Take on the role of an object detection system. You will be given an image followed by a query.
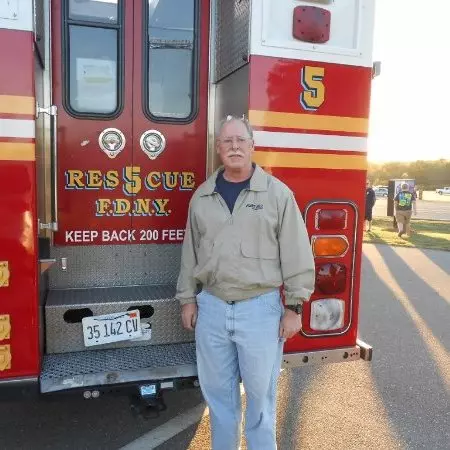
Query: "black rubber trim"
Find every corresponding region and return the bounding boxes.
[61,0,124,120]
[142,0,200,124]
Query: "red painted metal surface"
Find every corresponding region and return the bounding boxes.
[0,30,39,379]
[273,167,365,351]
[130,0,209,243]
[0,161,39,378]
[51,0,133,246]
[250,55,372,122]
[248,54,370,351]
[52,0,209,246]
[0,30,34,96]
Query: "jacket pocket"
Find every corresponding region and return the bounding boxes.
[240,240,281,285]
[241,239,278,260]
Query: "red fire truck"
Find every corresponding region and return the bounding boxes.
[0,0,375,409]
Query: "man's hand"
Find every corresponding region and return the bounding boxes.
[181,303,198,331]
[279,308,302,339]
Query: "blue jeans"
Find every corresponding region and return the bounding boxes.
[195,290,284,450]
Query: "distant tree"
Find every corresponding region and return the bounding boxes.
[368,159,450,190]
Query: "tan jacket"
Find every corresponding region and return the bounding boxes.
[176,165,315,305]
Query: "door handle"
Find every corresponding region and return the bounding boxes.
[37,104,58,232]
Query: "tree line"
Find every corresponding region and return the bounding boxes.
[368,159,450,190]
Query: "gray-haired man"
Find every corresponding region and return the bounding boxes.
[176,116,315,450]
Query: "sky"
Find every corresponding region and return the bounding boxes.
[368,0,450,162]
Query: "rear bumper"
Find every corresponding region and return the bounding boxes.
[1,341,372,397]
[0,376,39,401]
[282,340,373,368]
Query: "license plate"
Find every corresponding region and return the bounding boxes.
[82,310,142,347]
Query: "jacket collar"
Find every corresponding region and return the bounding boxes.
[198,164,269,196]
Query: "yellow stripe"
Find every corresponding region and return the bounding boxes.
[253,151,367,170]
[249,110,369,134]
[0,96,35,115]
[0,143,35,161]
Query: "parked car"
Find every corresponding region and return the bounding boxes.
[374,187,388,197]
[436,187,450,195]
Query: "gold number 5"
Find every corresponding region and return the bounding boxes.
[300,66,325,111]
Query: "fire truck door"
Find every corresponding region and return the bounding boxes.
[51,0,208,246]
[131,0,208,244]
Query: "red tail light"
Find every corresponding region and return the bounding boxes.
[303,200,357,337]
[293,6,331,44]
[316,209,347,230]
[316,263,346,294]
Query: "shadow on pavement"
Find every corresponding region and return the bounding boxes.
[0,387,204,450]
[422,248,450,275]
[376,245,450,353]
[361,251,450,450]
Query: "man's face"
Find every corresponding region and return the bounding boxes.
[366,181,371,188]
[216,120,254,171]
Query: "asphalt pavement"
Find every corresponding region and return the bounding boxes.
[0,244,449,449]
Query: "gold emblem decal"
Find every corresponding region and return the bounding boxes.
[0,262,10,288]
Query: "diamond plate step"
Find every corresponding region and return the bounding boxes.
[40,342,197,393]
[45,285,194,354]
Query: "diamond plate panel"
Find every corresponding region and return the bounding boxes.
[215,0,250,82]
[45,285,194,353]
[41,342,197,380]
[49,244,181,289]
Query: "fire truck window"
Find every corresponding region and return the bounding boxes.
[146,0,196,120]
[69,0,118,24]
[68,26,118,114]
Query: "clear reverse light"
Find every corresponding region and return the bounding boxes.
[310,298,345,331]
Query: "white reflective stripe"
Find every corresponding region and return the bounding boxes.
[253,131,367,152]
[0,119,35,139]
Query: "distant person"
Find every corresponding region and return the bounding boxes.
[365,180,376,232]
[394,182,417,237]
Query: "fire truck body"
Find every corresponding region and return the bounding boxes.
[0,0,374,400]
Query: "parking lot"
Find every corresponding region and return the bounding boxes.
[373,195,450,221]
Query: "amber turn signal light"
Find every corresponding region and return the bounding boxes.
[312,236,349,258]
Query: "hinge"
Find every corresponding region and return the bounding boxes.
[38,219,58,232]
[36,103,57,119]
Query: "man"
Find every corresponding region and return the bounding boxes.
[176,116,315,450]
[365,180,376,232]
[394,182,417,237]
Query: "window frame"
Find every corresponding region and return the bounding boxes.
[142,0,200,124]
[62,0,124,119]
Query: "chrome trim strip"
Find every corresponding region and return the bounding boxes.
[40,364,198,394]
[206,0,217,177]
[303,200,359,337]
[0,376,38,387]
[356,338,373,361]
